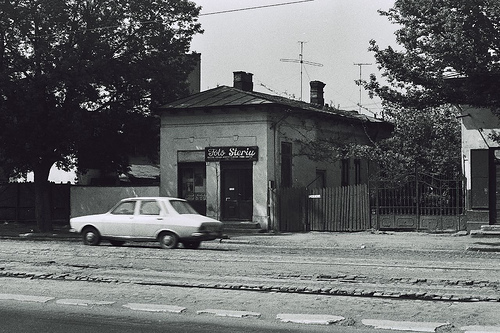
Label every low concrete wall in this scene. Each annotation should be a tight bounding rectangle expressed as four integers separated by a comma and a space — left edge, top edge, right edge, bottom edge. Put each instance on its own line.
70, 186, 159, 218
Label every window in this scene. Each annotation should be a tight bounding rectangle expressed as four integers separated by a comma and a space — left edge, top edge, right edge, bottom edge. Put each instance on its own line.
139, 201, 161, 215
111, 201, 135, 215
341, 159, 349, 186
170, 200, 198, 215
178, 163, 206, 201
354, 159, 361, 185
315, 170, 326, 188
281, 142, 292, 188
471, 149, 489, 209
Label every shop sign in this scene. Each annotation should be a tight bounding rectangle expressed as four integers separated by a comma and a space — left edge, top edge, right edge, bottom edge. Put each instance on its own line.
205, 146, 258, 161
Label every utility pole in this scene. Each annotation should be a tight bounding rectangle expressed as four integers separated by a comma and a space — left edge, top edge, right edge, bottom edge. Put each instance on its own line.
281, 41, 323, 101
354, 63, 371, 112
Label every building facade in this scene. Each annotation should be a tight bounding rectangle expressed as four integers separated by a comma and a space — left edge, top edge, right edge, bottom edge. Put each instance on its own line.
458, 104, 500, 229
158, 72, 393, 230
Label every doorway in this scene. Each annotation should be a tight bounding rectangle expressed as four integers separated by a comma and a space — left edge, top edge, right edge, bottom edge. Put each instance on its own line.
221, 162, 253, 220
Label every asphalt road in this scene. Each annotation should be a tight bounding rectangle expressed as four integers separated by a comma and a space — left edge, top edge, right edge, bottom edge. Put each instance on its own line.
2, 232, 500, 332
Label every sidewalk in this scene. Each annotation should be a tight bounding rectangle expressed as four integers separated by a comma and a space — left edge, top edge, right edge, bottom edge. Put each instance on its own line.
0, 222, 79, 241
2, 220, 500, 253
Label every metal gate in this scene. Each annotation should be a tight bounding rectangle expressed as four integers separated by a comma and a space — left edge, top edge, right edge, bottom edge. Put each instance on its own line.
369, 173, 466, 231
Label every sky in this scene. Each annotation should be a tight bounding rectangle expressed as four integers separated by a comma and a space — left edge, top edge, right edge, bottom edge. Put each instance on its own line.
190, 0, 398, 117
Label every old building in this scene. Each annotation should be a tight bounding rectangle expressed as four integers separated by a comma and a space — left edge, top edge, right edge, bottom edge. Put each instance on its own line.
458, 105, 500, 229
157, 72, 393, 230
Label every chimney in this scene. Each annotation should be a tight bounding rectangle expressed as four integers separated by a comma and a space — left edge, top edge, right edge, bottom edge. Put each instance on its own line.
310, 80, 325, 106
233, 71, 253, 91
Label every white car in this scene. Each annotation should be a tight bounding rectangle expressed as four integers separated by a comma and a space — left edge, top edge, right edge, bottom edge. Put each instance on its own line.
70, 197, 223, 249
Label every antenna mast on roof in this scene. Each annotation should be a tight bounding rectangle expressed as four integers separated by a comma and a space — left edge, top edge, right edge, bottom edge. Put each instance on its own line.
354, 62, 372, 113
280, 41, 323, 101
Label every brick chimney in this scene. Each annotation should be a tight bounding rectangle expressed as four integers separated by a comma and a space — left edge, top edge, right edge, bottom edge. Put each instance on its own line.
233, 71, 253, 92
310, 80, 325, 106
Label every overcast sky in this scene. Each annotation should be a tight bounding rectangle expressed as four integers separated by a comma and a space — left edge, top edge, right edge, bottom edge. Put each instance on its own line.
190, 0, 398, 117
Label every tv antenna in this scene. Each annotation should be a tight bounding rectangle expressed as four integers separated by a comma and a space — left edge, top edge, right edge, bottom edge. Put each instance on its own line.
354, 62, 372, 112
281, 41, 323, 101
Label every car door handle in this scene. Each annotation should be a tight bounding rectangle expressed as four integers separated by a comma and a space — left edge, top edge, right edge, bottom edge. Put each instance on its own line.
156, 217, 163, 220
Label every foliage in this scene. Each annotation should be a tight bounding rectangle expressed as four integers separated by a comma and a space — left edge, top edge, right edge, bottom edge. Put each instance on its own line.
0, 0, 202, 230
369, 104, 462, 181
366, 0, 500, 108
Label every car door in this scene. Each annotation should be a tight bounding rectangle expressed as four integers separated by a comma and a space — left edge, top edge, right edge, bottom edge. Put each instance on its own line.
100, 200, 137, 237
133, 199, 166, 239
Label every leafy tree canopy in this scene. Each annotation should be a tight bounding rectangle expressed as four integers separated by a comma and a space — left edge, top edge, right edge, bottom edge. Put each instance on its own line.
366, 0, 500, 108
0, 0, 202, 230
371, 104, 462, 180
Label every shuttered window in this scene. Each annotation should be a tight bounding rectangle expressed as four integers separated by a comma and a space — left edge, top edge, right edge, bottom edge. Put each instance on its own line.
470, 149, 489, 209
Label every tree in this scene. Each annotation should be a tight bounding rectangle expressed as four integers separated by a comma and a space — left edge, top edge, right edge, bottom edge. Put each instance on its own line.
0, 0, 202, 231
371, 104, 462, 181
366, 0, 500, 108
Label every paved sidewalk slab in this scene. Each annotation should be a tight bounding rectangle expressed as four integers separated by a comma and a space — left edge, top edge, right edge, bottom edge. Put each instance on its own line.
197, 309, 261, 318
277, 313, 345, 325
56, 299, 115, 306
362, 319, 449, 332
461, 326, 500, 333
123, 303, 186, 313
0, 293, 54, 303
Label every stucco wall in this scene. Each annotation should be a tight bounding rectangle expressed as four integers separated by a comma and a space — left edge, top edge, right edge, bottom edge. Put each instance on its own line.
160, 108, 271, 226
459, 105, 500, 191
276, 114, 374, 188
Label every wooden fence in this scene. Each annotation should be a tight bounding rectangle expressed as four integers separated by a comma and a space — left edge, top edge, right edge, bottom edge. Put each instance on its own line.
277, 184, 370, 232
0, 183, 70, 224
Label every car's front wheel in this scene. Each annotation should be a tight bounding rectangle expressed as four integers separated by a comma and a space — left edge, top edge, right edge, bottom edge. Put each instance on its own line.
82, 227, 101, 246
158, 232, 178, 249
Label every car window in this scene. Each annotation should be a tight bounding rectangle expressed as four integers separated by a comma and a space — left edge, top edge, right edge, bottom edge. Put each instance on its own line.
169, 200, 198, 214
111, 201, 136, 215
139, 201, 161, 215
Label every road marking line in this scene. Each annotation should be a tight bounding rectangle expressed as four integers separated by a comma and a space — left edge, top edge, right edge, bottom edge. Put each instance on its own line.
123, 303, 186, 313
56, 299, 115, 306
197, 309, 261, 318
362, 319, 450, 332
461, 326, 500, 333
0, 293, 54, 303
276, 313, 345, 325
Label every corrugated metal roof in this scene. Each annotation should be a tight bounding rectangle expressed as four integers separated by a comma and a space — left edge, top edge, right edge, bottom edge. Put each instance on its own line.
158, 85, 387, 124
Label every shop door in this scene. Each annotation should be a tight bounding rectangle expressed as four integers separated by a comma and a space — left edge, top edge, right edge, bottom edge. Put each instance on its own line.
222, 164, 253, 220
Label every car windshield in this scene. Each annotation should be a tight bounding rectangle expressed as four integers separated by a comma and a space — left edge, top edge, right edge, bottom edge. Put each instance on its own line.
169, 200, 198, 214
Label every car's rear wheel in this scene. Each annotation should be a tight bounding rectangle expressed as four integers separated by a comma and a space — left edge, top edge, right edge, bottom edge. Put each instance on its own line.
183, 241, 201, 249
158, 232, 179, 249
109, 240, 125, 246
82, 227, 101, 246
